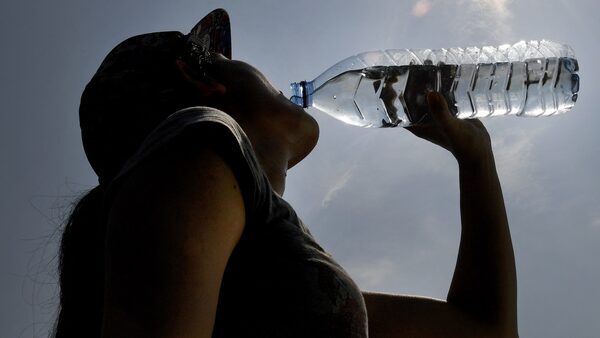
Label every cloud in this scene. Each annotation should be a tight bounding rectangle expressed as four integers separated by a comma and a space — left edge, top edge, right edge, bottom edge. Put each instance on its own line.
321, 164, 356, 208
493, 129, 536, 188
490, 122, 551, 212
412, 0, 433, 17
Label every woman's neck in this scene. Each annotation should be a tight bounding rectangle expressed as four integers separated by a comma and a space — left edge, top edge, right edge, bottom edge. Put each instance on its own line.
242, 126, 290, 196
254, 147, 288, 196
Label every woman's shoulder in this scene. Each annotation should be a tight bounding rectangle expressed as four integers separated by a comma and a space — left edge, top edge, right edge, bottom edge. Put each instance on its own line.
101, 118, 247, 337
106, 107, 248, 215
121, 107, 248, 168
104, 106, 269, 223
116, 107, 258, 179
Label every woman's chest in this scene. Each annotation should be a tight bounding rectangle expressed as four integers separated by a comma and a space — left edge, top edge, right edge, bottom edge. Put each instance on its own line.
211, 213, 368, 338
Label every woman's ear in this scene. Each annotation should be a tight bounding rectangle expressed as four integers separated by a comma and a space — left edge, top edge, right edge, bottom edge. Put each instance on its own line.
175, 59, 227, 97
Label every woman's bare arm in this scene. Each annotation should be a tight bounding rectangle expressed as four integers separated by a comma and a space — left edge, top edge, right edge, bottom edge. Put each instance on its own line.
101, 143, 245, 338
448, 146, 517, 331
363, 92, 518, 338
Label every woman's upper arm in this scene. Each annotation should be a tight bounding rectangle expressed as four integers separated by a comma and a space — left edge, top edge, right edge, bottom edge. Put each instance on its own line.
101, 143, 245, 338
363, 291, 518, 338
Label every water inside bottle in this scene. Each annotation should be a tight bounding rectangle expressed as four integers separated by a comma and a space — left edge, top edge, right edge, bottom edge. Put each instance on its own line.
311, 64, 456, 127
310, 57, 579, 128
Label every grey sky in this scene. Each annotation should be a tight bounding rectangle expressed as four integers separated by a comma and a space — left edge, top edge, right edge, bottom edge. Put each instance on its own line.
1, 0, 598, 337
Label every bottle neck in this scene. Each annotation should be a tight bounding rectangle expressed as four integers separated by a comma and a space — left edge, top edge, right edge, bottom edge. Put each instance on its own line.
290, 80, 314, 108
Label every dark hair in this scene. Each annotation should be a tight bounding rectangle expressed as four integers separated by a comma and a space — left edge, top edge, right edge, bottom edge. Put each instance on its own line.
54, 185, 106, 337
54, 32, 205, 337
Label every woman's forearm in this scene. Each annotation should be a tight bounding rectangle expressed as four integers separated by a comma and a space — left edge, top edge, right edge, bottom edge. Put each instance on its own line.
447, 151, 518, 332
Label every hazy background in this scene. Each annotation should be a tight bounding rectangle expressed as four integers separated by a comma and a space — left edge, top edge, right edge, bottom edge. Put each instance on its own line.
1, 0, 598, 337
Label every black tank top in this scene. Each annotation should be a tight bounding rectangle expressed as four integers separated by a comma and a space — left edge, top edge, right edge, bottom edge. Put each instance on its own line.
106, 107, 368, 338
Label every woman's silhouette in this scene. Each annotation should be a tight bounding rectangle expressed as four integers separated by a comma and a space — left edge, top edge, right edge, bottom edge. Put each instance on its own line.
54, 9, 518, 338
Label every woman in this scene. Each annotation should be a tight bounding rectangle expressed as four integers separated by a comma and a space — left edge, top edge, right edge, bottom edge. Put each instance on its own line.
55, 9, 518, 338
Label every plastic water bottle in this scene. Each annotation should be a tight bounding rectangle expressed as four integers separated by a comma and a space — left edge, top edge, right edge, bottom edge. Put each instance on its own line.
290, 40, 580, 128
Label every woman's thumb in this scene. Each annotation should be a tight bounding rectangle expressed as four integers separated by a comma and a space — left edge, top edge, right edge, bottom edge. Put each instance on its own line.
426, 91, 453, 127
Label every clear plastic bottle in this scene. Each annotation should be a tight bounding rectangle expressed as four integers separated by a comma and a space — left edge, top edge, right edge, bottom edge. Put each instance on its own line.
290, 40, 580, 128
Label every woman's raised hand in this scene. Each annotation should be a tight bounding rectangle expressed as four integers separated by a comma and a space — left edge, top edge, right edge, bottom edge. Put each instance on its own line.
406, 92, 493, 165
